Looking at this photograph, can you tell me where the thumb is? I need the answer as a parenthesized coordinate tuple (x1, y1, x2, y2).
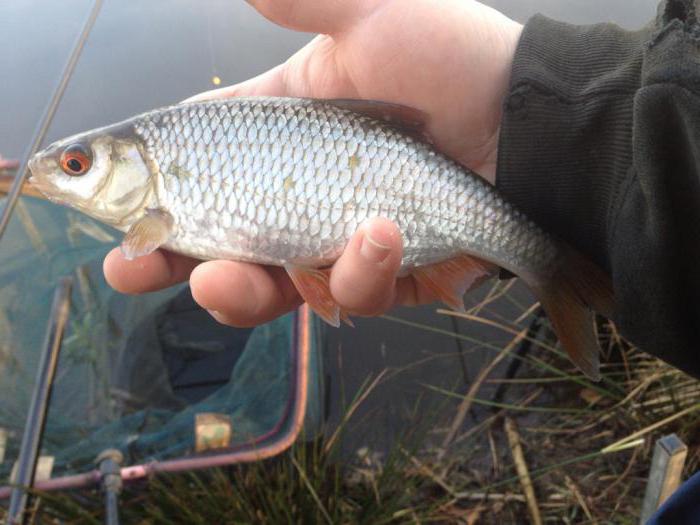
(246, 0, 379, 35)
(330, 218, 403, 316)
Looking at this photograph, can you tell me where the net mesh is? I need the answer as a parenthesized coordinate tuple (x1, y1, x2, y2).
(0, 198, 320, 479)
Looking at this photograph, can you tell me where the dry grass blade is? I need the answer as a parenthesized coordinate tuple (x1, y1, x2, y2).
(467, 278, 516, 316)
(323, 369, 387, 455)
(564, 475, 595, 523)
(452, 388, 544, 447)
(437, 308, 560, 356)
(613, 371, 664, 408)
(595, 446, 640, 502)
(513, 301, 541, 325)
(403, 448, 458, 497)
(290, 456, 333, 525)
(505, 417, 542, 525)
(602, 403, 700, 453)
(438, 325, 526, 459)
(452, 492, 526, 503)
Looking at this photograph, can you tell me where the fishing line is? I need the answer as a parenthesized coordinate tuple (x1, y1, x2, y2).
(0, 0, 104, 245)
(205, 7, 222, 86)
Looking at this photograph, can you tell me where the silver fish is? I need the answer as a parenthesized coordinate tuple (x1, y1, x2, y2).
(29, 97, 614, 379)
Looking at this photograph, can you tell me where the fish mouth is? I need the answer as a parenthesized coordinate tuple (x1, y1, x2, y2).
(27, 156, 45, 182)
(27, 156, 55, 194)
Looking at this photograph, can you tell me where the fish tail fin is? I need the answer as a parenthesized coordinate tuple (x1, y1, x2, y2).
(527, 247, 615, 382)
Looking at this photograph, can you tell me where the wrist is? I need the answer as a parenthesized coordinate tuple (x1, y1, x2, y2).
(495, 15, 650, 270)
(484, 17, 523, 184)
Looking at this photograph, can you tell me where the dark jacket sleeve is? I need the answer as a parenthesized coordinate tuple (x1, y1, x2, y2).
(496, 0, 700, 378)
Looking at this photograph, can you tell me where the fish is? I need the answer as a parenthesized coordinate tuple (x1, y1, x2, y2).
(28, 97, 614, 380)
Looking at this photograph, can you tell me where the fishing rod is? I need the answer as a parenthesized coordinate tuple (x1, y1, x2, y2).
(7, 278, 73, 524)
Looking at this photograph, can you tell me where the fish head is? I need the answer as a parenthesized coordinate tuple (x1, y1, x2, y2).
(29, 125, 153, 227)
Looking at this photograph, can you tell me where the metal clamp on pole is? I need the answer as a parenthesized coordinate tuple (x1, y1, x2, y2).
(7, 277, 73, 524)
(640, 433, 688, 524)
(97, 449, 124, 525)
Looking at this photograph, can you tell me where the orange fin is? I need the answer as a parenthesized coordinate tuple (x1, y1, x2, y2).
(285, 265, 344, 327)
(529, 246, 615, 382)
(340, 310, 355, 328)
(317, 268, 354, 327)
(121, 209, 173, 260)
(323, 99, 433, 145)
(412, 255, 497, 311)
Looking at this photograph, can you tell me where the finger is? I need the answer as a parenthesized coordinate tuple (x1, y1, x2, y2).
(330, 218, 402, 316)
(189, 260, 301, 327)
(247, 0, 378, 35)
(103, 248, 199, 294)
(0, 156, 19, 170)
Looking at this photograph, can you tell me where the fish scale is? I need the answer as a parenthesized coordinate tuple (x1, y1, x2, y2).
(29, 96, 615, 380)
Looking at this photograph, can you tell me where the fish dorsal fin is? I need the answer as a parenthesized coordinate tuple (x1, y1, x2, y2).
(323, 99, 433, 144)
(121, 208, 173, 260)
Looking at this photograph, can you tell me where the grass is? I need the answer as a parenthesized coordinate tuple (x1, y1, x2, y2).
(3, 280, 700, 524)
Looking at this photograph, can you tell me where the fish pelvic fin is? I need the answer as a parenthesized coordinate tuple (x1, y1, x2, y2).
(411, 255, 497, 311)
(285, 265, 353, 328)
(120, 209, 173, 260)
(529, 247, 615, 382)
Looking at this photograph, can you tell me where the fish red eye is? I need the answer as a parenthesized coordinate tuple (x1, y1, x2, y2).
(60, 144, 92, 176)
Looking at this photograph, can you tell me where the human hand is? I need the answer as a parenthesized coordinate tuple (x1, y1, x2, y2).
(104, 0, 522, 326)
(0, 155, 19, 171)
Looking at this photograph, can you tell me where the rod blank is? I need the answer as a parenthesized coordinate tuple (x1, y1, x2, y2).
(7, 277, 73, 525)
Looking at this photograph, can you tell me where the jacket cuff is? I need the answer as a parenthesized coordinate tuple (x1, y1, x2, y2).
(495, 14, 651, 272)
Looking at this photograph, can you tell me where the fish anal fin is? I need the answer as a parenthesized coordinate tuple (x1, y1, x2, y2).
(412, 255, 497, 312)
(323, 99, 433, 145)
(286, 265, 348, 327)
(529, 246, 615, 382)
(121, 209, 173, 260)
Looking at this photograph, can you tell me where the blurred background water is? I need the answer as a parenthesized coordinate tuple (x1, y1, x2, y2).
(0, 0, 659, 478)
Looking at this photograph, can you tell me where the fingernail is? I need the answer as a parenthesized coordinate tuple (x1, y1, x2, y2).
(360, 232, 391, 263)
(207, 309, 225, 323)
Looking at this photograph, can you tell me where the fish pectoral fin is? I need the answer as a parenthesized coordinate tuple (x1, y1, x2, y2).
(120, 209, 174, 260)
(412, 255, 497, 311)
(285, 265, 351, 328)
(323, 99, 433, 145)
(529, 246, 615, 382)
